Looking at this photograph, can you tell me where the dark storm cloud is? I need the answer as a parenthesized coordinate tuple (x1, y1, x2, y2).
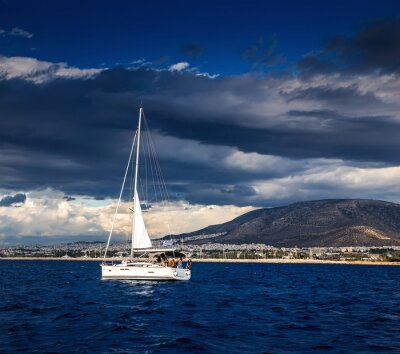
(182, 42, 203, 57)
(166, 181, 258, 206)
(286, 85, 381, 108)
(145, 101, 400, 166)
(0, 193, 26, 206)
(298, 19, 400, 74)
(1, 41, 400, 205)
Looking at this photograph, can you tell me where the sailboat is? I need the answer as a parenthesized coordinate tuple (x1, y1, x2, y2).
(101, 107, 191, 281)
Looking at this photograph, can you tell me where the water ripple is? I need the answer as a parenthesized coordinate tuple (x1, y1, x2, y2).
(0, 261, 399, 353)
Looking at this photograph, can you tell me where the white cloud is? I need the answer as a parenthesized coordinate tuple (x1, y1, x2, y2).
(195, 71, 220, 79)
(136, 201, 254, 236)
(146, 70, 400, 133)
(223, 150, 293, 172)
(252, 164, 400, 202)
(0, 56, 103, 83)
(0, 189, 101, 238)
(98, 198, 253, 238)
(3, 162, 400, 241)
(9, 27, 34, 38)
(0, 188, 254, 241)
(165, 61, 220, 78)
(6, 161, 400, 241)
(169, 62, 190, 72)
(0, 55, 220, 85)
(152, 132, 331, 176)
(1, 55, 400, 215)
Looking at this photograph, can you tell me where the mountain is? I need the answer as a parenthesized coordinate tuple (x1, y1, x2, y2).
(173, 199, 400, 247)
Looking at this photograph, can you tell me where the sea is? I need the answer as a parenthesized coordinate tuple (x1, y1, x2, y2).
(0, 261, 399, 353)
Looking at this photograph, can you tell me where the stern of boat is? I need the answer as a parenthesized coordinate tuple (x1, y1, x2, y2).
(172, 267, 191, 281)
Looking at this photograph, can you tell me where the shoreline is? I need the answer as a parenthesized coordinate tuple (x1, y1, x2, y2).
(0, 257, 399, 265)
(192, 258, 400, 266)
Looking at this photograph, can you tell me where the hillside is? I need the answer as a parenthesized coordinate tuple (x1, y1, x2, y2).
(172, 199, 400, 247)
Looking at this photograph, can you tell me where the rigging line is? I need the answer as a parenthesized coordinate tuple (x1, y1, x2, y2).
(139, 175, 148, 212)
(148, 130, 167, 210)
(139, 131, 148, 205)
(145, 128, 158, 203)
(143, 115, 168, 202)
(148, 123, 170, 204)
(103, 130, 137, 260)
(144, 115, 170, 203)
(143, 115, 168, 203)
(143, 113, 174, 240)
(127, 137, 137, 249)
(146, 129, 163, 201)
(141, 130, 147, 204)
(153, 147, 166, 202)
(143, 129, 151, 205)
(144, 130, 149, 207)
(143, 115, 161, 203)
(146, 133, 154, 207)
(142, 116, 156, 203)
(149, 140, 158, 203)
(152, 147, 175, 242)
(142, 112, 174, 247)
(127, 138, 136, 251)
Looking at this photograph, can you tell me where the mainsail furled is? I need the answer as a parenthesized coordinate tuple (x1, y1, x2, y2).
(132, 189, 152, 249)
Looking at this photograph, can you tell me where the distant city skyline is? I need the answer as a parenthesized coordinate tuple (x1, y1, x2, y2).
(1, 0, 400, 243)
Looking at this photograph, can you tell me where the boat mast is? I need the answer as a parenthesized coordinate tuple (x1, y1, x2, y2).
(131, 107, 143, 260)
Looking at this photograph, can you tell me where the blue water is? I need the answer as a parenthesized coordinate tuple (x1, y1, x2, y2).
(0, 261, 399, 353)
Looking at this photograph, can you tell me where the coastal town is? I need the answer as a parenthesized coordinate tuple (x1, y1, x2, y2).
(1, 240, 400, 263)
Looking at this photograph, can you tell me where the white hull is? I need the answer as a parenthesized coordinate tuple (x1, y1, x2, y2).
(101, 263, 191, 281)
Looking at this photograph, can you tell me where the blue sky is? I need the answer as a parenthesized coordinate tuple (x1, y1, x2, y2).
(2, 1, 400, 243)
(2, 0, 400, 74)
